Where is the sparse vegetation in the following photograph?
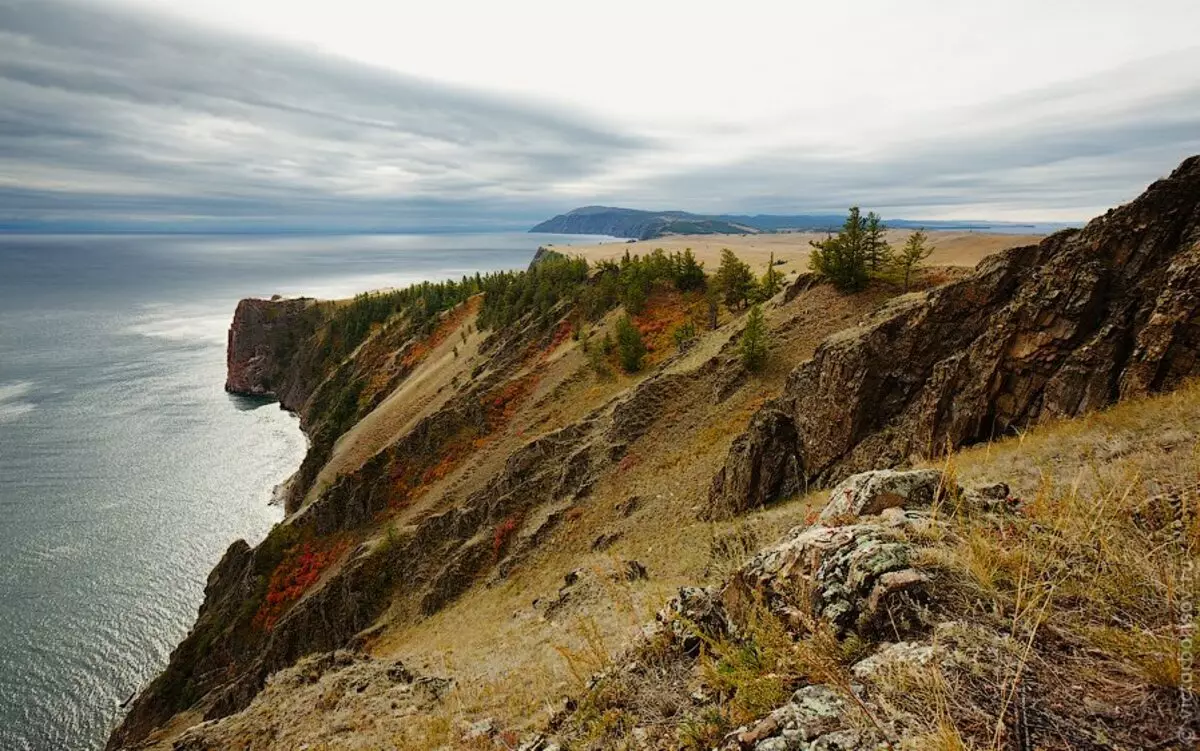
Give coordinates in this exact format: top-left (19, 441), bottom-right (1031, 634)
top-left (809, 206), bottom-right (873, 291)
top-left (739, 304), bottom-right (769, 372)
top-left (672, 320), bottom-right (698, 351)
top-left (716, 248), bottom-right (755, 309)
top-left (615, 314), bottom-right (647, 373)
top-left (893, 229), bottom-right (934, 292)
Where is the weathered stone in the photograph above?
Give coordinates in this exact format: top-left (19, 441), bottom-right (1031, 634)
top-left (818, 469), bottom-right (945, 523)
top-left (960, 481), bottom-right (1016, 512)
top-left (809, 729), bottom-right (885, 750)
top-left (850, 641), bottom-right (938, 680)
top-left (707, 406), bottom-right (802, 519)
top-left (657, 586), bottom-right (728, 655)
top-left (725, 518), bottom-right (930, 638)
top-left (224, 297), bottom-right (323, 408)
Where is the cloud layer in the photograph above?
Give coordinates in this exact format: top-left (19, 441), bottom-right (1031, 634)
top-left (1, 0), bottom-right (1199, 228)
top-left (0, 0), bottom-right (645, 229)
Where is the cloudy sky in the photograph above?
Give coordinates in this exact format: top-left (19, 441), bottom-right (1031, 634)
top-left (2, 0), bottom-right (1199, 230)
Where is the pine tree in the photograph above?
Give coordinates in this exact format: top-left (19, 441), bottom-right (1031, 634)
top-left (758, 251), bottom-right (783, 300)
top-left (673, 249), bottom-right (706, 292)
top-left (705, 285), bottom-right (720, 330)
top-left (615, 315), bottom-right (646, 373)
top-left (672, 320), bottom-right (697, 351)
top-left (894, 229), bottom-right (934, 292)
top-left (717, 248), bottom-right (755, 309)
top-left (739, 304), bottom-right (769, 372)
top-left (864, 212), bottom-right (892, 271)
top-left (809, 207), bottom-right (870, 291)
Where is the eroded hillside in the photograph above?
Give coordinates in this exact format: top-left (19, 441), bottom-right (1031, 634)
top-left (110, 157), bottom-right (1200, 751)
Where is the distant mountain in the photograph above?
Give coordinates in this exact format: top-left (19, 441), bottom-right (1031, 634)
top-left (529, 206), bottom-right (759, 240)
top-left (530, 206), bottom-right (1061, 239)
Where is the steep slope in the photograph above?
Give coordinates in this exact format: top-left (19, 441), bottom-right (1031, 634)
top-left (710, 155), bottom-right (1200, 517)
top-left (109, 157), bottom-right (1200, 750)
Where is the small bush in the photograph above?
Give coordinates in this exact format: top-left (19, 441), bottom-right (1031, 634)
top-left (739, 305), bottom-right (769, 372)
top-left (672, 320), bottom-right (698, 351)
top-left (616, 315), bottom-right (646, 373)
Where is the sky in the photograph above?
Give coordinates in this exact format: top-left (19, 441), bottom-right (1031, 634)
top-left (2, 0), bottom-right (1200, 231)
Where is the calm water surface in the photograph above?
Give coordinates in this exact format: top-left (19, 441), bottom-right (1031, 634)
top-left (0, 232), bottom-right (612, 750)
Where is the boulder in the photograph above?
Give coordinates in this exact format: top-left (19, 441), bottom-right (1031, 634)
top-left (725, 517), bottom-right (931, 638)
top-left (818, 469), bottom-right (945, 523)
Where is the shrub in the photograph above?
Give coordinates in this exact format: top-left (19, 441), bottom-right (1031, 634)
top-left (809, 207), bottom-right (871, 292)
top-left (739, 304), bottom-right (769, 372)
top-left (673, 320), bottom-right (698, 351)
top-left (716, 249), bottom-right (755, 309)
top-left (615, 315), bottom-right (646, 373)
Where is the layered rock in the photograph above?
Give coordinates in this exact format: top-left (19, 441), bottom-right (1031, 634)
top-left (224, 297), bottom-right (326, 409)
top-left (710, 156), bottom-right (1200, 517)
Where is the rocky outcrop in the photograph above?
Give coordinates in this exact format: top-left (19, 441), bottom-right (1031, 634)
top-left (224, 297), bottom-right (325, 409)
top-left (710, 156), bottom-right (1200, 517)
top-left (818, 468), bottom-right (945, 523)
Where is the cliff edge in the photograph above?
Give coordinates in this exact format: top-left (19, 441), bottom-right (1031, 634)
top-left (710, 155), bottom-right (1200, 517)
top-left (110, 157), bottom-right (1200, 751)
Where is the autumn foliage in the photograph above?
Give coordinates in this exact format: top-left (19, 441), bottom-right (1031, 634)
top-left (492, 514), bottom-right (523, 561)
top-left (254, 538), bottom-right (349, 631)
top-left (401, 296), bottom-right (479, 370)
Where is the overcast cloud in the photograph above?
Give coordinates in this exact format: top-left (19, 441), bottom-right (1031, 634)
top-left (2, 0), bottom-right (1199, 229)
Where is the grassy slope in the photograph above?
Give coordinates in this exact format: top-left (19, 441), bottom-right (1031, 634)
top-left (163, 229), bottom-right (1176, 749)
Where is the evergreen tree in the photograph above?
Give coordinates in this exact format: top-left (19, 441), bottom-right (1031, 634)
top-left (809, 207), bottom-right (870, 292)
top-left (705, 284), bottom-right (720, 330)
top-left (739, 304), bottom-right (769, 372)
top-left (757, 252), bottom-right (784, 300)
top-left (864, 211), bottom-right (892, 271)
top-left (673, 249), bottom-right (707, 292)
top-left (716, 248), bottom-right (755, 309)
top-left (615, 315), bottom-right (646, 373)
top-left (672, 320), bottom-right (697, 351)
top-left (893, 229), bottom-right (934, 292)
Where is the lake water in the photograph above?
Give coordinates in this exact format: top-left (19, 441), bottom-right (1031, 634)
top-left (0, 232), bottom-right (613, 751)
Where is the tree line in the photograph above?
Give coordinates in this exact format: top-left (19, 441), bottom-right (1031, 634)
top-left (808, 207), bottom-right (933, 292)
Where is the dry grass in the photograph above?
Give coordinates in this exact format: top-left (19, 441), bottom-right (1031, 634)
top-left (562, 230), bottom-right (1044, 276)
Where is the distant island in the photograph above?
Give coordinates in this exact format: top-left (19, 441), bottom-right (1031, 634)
top-left (530, 205), bottom-right (1050, 240)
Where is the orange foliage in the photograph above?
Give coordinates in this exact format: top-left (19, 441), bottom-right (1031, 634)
top-left (492, 513), bottom-right (523, 561)
top-left (254, 537), bottom-right (349, 631)
top-left (400, 296), bottom-right (479, 370)
top-left (633, 288), bottom-right (703, 365)
top-left (542, 319), bottom-right (574, 359)
top-left (484, 374), bottom-right (539, 432)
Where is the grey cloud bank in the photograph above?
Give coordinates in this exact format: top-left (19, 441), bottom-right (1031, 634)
top-left (1, 0), bottom-right (1199, 230)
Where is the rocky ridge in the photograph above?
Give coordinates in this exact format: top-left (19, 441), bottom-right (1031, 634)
top-left (710, 155), bottom-right (1200, 518)
top-left (109, 157), bottom-right (1200, 750)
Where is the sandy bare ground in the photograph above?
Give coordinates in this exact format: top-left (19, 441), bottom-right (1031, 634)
top-left (549, 230), bottom-right (1047, 275)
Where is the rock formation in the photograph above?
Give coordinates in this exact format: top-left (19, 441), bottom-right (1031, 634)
top-left (710, 155), bottom-right (1200, 518)
top-left (224, 297), bottom-right (325, 409)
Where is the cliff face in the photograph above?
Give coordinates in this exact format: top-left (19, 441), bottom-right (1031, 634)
top-left (709, 155), bottom-right (1200, 517)
top-left (110, 157), bottom-right (1200, 750)
top-left (224, 297), bottom-right (326, 411)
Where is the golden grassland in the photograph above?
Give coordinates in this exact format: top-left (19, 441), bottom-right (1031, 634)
top-left (376, 376), bottom-right (1200, 749)
top-left (555, 230), bottom-right (1048, 276)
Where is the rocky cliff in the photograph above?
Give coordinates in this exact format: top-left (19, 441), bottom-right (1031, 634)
top-left (110, 157), bottom-right (1200, 750)
top-left (224, 297), bottom-right (327, 411)
top-left (710, 155), bottom-right (1200, 517)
